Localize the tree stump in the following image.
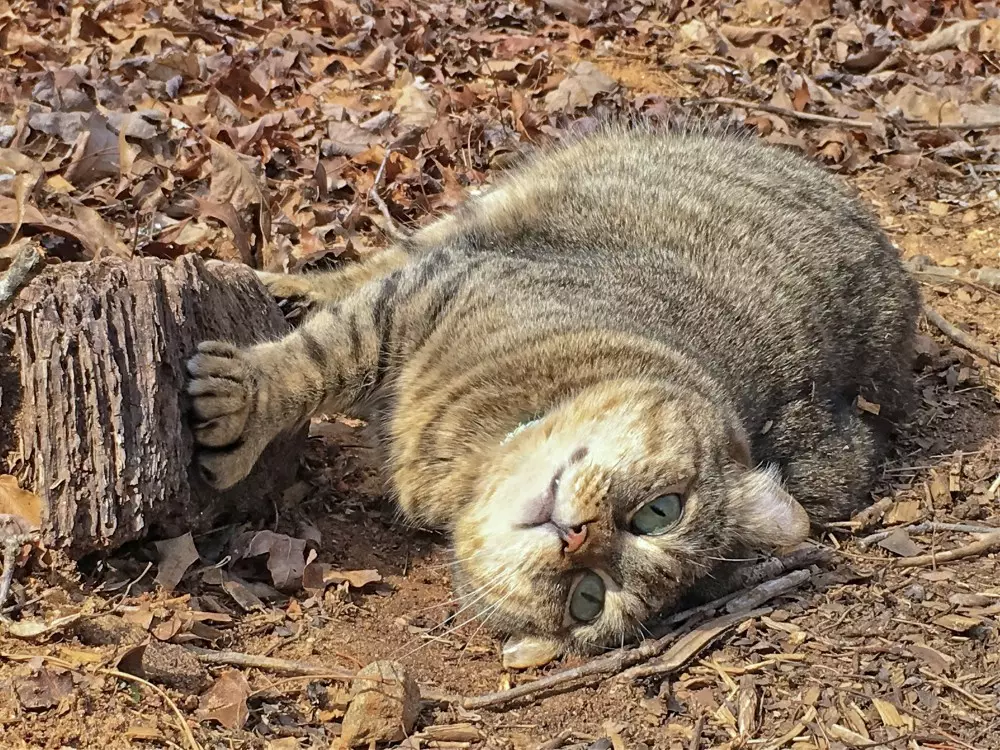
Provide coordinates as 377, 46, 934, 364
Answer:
0, 254, 306, 556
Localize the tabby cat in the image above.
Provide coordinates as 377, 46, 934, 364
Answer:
186, 124, 918, 666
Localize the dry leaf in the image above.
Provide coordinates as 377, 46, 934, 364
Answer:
72, 205, 130, 258
302, 562, 382, 592
877, 528, 922, 557
14, 669, 74, 710
393, 80, 437, 130
208, 139, 271, 264
197, 670, 251, 730
544, 62, 618, 113
239, 530, 308, 590
154, 532, 200, 593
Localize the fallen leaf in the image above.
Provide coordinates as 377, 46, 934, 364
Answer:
933, 614, 982, 634
877, 528, 922, 557
208, 139, 271, 265
196, 670, 251, 730
393, 79, 437, 130
910, 20, 981, 54
14, 669, 74, 710
154, 532, 200, 593
72, 205, 131, 258
238, 530, 308, 590
544, 62, 618, 113
302, 562, 382, 592
5, 613, 83, 640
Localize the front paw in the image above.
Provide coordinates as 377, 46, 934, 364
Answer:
186, 341, 264, 489
255, 271, 318, 302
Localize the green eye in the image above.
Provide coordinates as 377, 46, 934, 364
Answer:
568, 571, 605, 623
630, 493, 683, 535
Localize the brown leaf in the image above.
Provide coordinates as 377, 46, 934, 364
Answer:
14, 669, 74, 710
543, 0, 591, 24
302, 562, 381, 592
71, 205, 131, 258
544, 62, 618, 113
910, 20, 980, 54
239, 530, 307, 590
194, 198, 253, 265
325, 120, 379, 157
197, 670, 251, 730
877, 528, 922, 557
208, 139, 271, 265
393, 80, 437, 130
154, 532, 200, 593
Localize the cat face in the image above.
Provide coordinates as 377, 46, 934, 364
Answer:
451, 380, 809, 667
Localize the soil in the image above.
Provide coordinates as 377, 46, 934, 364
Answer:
4, 3, 1000, 750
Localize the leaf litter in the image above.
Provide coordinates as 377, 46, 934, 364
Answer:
3, 0, 1000, 747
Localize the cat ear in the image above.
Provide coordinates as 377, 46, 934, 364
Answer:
502, 635, 562, 669
731, 465, 810, 549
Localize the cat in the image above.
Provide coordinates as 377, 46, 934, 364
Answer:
186, 122, 919, 667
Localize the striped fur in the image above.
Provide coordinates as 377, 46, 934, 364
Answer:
186, 124, 918, 661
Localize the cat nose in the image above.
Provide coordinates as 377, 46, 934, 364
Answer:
556, 523, 588, 554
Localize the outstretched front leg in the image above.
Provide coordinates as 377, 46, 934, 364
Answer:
255, 246, 410, 306
187, 273, 406, 489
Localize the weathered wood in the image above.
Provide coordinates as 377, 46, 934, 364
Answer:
0, 254, 305, 556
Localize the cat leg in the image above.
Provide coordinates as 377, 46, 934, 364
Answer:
757, 398, 886, 526
255, 246, 410, 305
186, 273, 405, 489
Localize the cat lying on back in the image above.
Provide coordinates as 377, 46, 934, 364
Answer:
186, 123, 918, 667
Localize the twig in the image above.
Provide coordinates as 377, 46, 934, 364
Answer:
369, 147, 411, 243
688, 715, 704, 750
460, 607, 770, 711
895, 530, 1000, 568
859, 522, 999, 548
0, 243, 42, 312
691, 97, 878, 129
659, 544, 830, 628
100, 668, 202, 750
724, 569, 811, 613
692, 96, 1000, 133
0, 533, 35, 621
615, 607, 772, 682
184, 645, 353, 680
848, 497, 895, 532
923, 304, 1000, 367
919, 668, 997, 714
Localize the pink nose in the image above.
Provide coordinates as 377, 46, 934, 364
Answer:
561, 524, 588, 555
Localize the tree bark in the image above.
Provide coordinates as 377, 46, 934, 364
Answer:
0, 254, 306, 556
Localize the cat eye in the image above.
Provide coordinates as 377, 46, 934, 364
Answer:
630, 493, 683, 535
568, 571, 605, 623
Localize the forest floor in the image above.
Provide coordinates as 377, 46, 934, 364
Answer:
3, 0, 1000, 748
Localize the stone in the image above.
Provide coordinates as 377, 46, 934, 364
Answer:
340, 661, 420, 746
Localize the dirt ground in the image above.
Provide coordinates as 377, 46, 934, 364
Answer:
4, 1, 1000, 749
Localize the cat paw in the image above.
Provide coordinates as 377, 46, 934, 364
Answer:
186, 340, 263, 489
255, 271, 318, 302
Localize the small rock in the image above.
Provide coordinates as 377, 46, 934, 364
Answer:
901, 584, 926, 601
341, 661, 420, 747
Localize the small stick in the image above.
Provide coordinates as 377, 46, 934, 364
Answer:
100, 668, 202, 750
615, 607, 772, 682
691, 97, 878, 129
688, 715, 705, 750
369, 147, 411, 243
895, 530, 1000, 568
859, 522, 999, 548
184, 645, 353, 680
724, 569, 811, 613
850, 497, 895, 532
0, 243, 42, 312
693, 96, 1000, 133
923, 304, 1000, 367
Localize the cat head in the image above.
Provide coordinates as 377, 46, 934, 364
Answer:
450, 379, 809, 667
